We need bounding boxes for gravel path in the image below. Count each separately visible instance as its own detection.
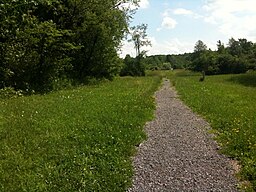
[128,79,238,192]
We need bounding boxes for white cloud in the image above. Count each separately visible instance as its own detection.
[162,9,171,17]
[203,0,256,13]
[161,17,177,29]
[150,38,193,55]
[173,8,202,19]
[139,0,149,9]
[120,37,196,57]
[157,9,178,31]
[156,27,162,32]
[159,7,201,32]
[173,8,193,15]
[119,40,136,58]
[203,0,256,41]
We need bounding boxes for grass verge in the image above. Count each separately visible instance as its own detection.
[0,76,161,191]
[167,71,256,191]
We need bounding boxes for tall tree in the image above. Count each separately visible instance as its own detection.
[192,40,208,80]
[129,24,151,57]
[228,37,242,56]
[194,40,207,53]
[217,40,225,53]
[122,23,151,76]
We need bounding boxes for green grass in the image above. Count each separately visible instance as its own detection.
[167,71,256,191]
[0,76,161,191]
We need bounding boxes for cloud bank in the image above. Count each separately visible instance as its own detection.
[203,0,256,40]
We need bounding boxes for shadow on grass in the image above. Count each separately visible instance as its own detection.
[228,72,256,87]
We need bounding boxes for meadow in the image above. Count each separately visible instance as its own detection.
[168,71,256,191]
[0,76,161,191]
[2,70,256,191]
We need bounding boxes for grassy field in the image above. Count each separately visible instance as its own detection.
[167,71,256,191]
[0,76,161,191]
[2,70,256,191]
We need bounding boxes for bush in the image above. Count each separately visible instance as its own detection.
[120,55,145,76]
[0,87,23,99]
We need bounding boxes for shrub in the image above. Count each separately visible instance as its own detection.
[0,87,23,99]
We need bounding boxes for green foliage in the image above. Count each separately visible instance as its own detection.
[0,87,23,99]
[0,0,137,92]
[168,54,191,69]
[120,23,151,77]
[194,40,207,53]
[168,71,256,191]
[0,76,161,191]
[227,38,253,56]
[189,38,256,75]
[70,0,128,81]
[143,55,165,70]
[5,19,75,92]
[217,53,247,74]
[190,50,213,72]
[142,54,190,70]
[120,55,146,76]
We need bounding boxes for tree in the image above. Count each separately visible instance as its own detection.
[129,24,151,57]
[228,38,253,54]
[217,54,247,74]
[217,40,225,53]
[227,37,242,56]
[120,54,136,76]
[194,40,207,53]
[0,0,139,91]
[191,40,208,80]
[69,0,137,81]
[121,23,151,76]
[238,38,253,55]
[227,38,254,70]
[189,38,250,75]
[0,0,78,91]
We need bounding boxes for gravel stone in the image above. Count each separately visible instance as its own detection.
[128,79,238,192]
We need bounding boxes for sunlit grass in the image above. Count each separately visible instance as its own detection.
[0,76,161,191]
[168,71,256,191]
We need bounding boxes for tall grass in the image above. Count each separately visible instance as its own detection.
[0,76,161,191]
[168,71,256,191]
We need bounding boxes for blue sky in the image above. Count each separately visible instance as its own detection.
[120,0,256,57]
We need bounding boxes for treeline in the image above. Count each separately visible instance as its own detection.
[121,53,190,76]
[122,37,256,76]
[143,54,191,70]
[0,0,135,92]
[189,38,256,75]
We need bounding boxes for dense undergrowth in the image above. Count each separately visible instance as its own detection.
[0,76,161,191]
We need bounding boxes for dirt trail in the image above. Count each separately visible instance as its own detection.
[128,79,238,191]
